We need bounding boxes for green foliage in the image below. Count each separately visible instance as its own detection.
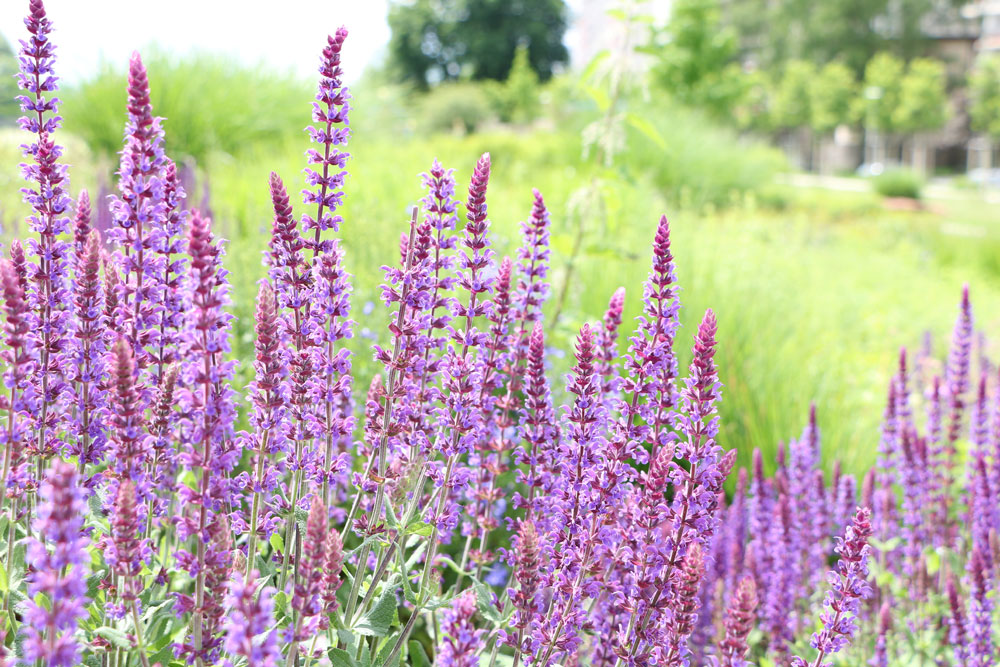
[725,0,960,76]
[858,52,905,133]
[482,45,542,124]
[0,37,19,122]
[386,0,568,88]
[894,58,948,133]
[772,60,816,130]
[648,0,744,119]
[809,62,858,135]
[59,52,310,163]
[969,54,1000,138]
[873,168,924,199]
[416,82,495,134]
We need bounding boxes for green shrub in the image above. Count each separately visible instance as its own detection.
[417,82,495,134]
[873,169,923,199]
[60,52,310,163]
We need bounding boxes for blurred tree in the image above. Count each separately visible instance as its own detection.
[722,0,962,76]
[0,37,20,121]
[857,53,904,133]
[857,52,904,166]
[387,0,568,90]
[808,62,857,173]
[771,60,816,168]
[894,58,948,171]
[969,55,1000,139]
[483,45,542,123]
[809,62,858,136]
[647,0,744,120]
[894,58,947,134]
[771,60,815,131]
[968,55,1000,175]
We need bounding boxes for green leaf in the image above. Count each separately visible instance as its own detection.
[474,582,502,625]
[625,112,667,151]
[328,647,358,667]
[355,582,398,637]
[269,532,284,554]
[373,633,401,667]
[0,555,7,594]
[408,640,432,667]
[404,518,433,538]
[95,626,133,650]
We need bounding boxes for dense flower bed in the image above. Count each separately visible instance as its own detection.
[0,2,993,666]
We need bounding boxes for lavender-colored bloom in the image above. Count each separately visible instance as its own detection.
[21,461,90,667]
[175,210,238,544]
[436,590,484,667]
[306,242,354,502]
[968,454,995,570]
[223,573,280,667]
[17,0,74,463]
[597,286,626,407]
[237,281,289,544]
[69,230,109,472]
[73,190,92,259]
[0,257,36,499]
[947,573,969,665]
[512,321,559,522]
[107,480,151,603]
[945,285,973,457]
[899,428,929,576]
[966,548,994,667]
[501,519,542,660]
[175,513,233,664]
[869,602,891,667]
[107,336,151,520]
[109,52,168,371]
[511,189,552,350]
[150,159,188,380]
[790,507,874,667]
[302,28,350,256]
[293,497,328,621]
[714,576,758,667]
[267,172,309,345]
[664,543,707,666]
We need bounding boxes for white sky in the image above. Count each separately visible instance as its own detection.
[0,0,670,85]
[0,0,393,84]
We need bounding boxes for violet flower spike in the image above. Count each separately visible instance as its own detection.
[223,573,281,667]
[789,507,874,667]
[0,257,36,507]
[436,589,484,667]
[302,27,350,256]
[17,0,74,466]
[21,461,90,667]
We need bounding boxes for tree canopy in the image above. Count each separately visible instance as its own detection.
[387,0,569,89]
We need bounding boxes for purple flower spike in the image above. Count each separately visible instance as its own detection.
[966,547,994,667]
[267,172,309,346]
[597,286,626,406]
[224,573,281,667]
[715,576,758,667]
[73,190,92,259]
[790,507,874,667]
[869,601,891,667]
[107,480,151,602]
[70,230,109,474]
[436,589,484,667]
[0,257,35,501]
[17,0,74,464]
[945,285,973,458]
[302,27,351,255]
[110,52,169,371]
[21,461,90,667]
[664,542,707,666]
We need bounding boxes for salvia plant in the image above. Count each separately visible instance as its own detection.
[0,2,997,666]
